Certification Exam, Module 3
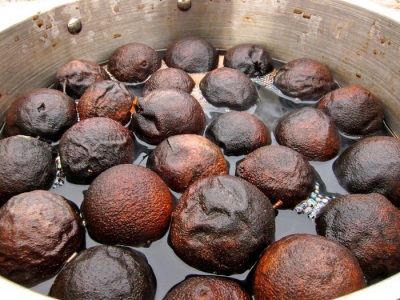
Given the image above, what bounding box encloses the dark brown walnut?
[77,80,133,125]
[147,134,228,193]
[223,44,274,77]
[315,193,400,282]
[142,67,195,96]
[81,164,173,247]
[49,245,156,300]
[164,36,218,73]
[0,190,84,286]
[164,275,251,300]
[333,136,400,207]
[0,136,56,206]
[253,234,366,300]
[274,107,341,161]
[236,145,315,209]
[4,88,77,141]
[108,43,161,83]
[273,58,336,101]
[206,111,271,156]
[200,67,258,110]
[59,117,134,184]
[170,175,275,275]
[131,89,206,145]
[55,59,110,99]
[317,84,384,136]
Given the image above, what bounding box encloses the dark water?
[0,59,393,299]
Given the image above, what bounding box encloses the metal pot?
[0,0,399,299]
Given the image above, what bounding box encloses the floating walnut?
[55,59,110,98]
[50,245,156,300]
[4,88,77,141]
[170,175,275,275]
[165,36,218,73]
[253,234,366,300]
[274,58,336,101]
[0,190,84,285]
[317,84,384,136]
[223,43,274,77]
[81,164,173,247]
[108,43,161,83]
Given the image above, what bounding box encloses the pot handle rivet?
[67,18,82,35]
[177,0,192,11]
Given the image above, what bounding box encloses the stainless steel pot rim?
[0,1,399,299]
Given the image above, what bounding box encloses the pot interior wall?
[0,0,399,136]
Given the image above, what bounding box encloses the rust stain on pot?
[303,13,311,19]
[243,16,256,23]
[37,20,44,28]
[138,4,145,9]
[356,72,362,78]
[114,5,119,12]
[32,14,39,21]
[294,8,303,14]
[113,34,122,38]
[46,22,52,30]
[14,36,19,42]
